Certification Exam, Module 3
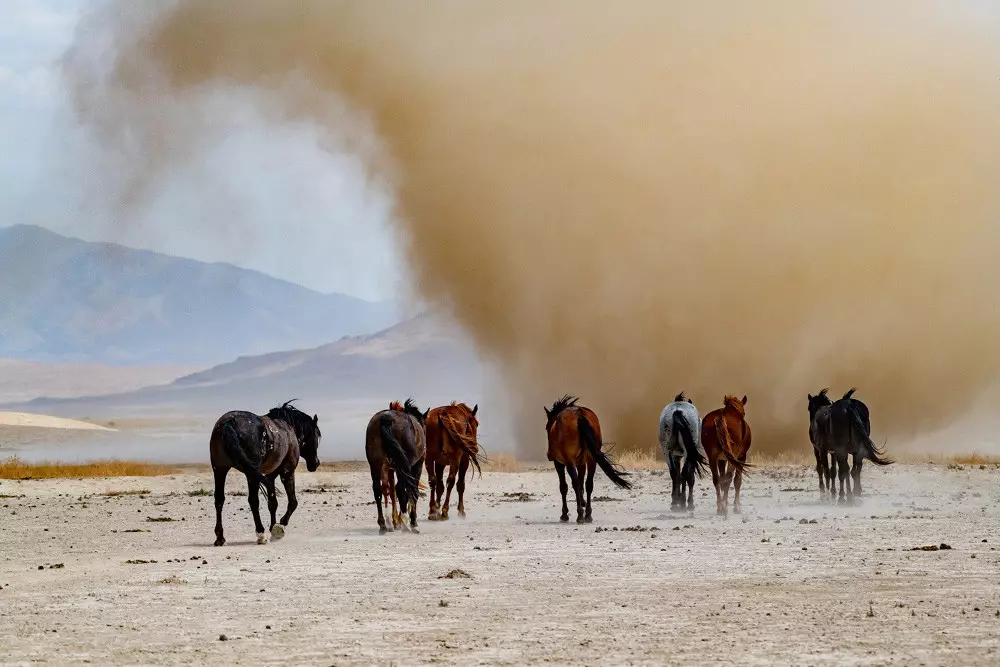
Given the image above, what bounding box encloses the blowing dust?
[63,2,1000,455]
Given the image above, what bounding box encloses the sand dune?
[0,412,116,431]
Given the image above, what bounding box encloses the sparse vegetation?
[0,456,178,480]
[484,453,525,473]
[187,488,213,497]
[616,450,662,471]
[157,575,187,585]
[102,489,150,497]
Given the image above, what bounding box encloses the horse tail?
[674,410,708,478]
[440,414,483,478]
[578,412,632,490]
[713,415,749,475]
[216,419,270,497]
[847,402,893,466]
[380,415,419,502]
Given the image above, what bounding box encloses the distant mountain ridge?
[0,224,398,364]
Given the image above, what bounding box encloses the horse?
[658,392,708,511]
[425,401,483,521]
[700,395,751,516]
[815,388,891,503]
[209,400,321,546]
[365,399,428,534]
[807,388,835,497]
[544,395,632,523]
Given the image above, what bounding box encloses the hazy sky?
[0,0,403,302]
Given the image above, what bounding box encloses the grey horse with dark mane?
[810,388,891,503]
[366,399,428,534]
[210,400,321,546]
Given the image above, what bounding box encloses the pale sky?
[0,0,403,302]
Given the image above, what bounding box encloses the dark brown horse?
[425,401,483,521]
[365,399,428,534]
[815,388,891,503]
[701,395,751,516]
[807,388,836,497]
[545,396,632,523]
[210,401,321,546]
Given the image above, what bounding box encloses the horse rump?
[578,412,632,490]
[713,415,751,475]
[674,409,708,478]
[215,419,270,497]
[440,413,483,477]
[846,401,893,466]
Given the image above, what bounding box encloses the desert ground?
[2,458,999,666]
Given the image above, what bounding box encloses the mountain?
[0,224,398,364]
[3,313,486,419]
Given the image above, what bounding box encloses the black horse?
[811,388,890,503]
[807,389,835,496]
[210,401,321,546]
[365,399,428,534]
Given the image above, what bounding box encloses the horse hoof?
[671,505,685,513]
[270,524,285,540]
[458,510,466,519]
[214,538,225,547]
[427,513,439,521]
[379,525,388,535]
[439,513,449,522]
[583,515,593,524]
[410,526,420,534]
[560,514,569,522]
[576,517,587,524]
[256,532,268,545]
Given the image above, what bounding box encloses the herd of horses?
[208,388,893,545]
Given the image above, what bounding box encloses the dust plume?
[63,2,1000,455]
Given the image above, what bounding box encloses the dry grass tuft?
[484,453,525,473]
[101,489,151,497]
[157,574,187,585]
[0,456,179,480]
[615,450,663,471]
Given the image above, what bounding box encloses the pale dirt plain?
[3,451,1000,666]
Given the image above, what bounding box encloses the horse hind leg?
[372,472,388,535]
[441,464,458,521]
[388,471,403,529]
[456,457,470,518]
[408,460,423,533]
[247,474,268,545]
[716,459,729,517]
[272,471,297,540]
[668,455,683,511]
[555,462,570,522]
[213,466,229,547]
[851,455,864,497]
[566,463,585,523]
[429,462,445,521]
[685,464,696,510]
[583,461,596,523]
[733,459,746,514]
[836,453,851,505]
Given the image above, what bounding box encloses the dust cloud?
[63,2,1000,455]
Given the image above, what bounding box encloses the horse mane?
[812,388,832,406]
[392,397,424,421]
[267,399,319,437]
[722,394,746,417]
[841,388,857,401]
[674,391,686,403]
[548,395,579,417]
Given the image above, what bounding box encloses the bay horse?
[700,395,751,516]
[425,401,483,521]
[815,388,891,503]
[658,392,708,511]
[545,396,632,523]
[365,399,428,534]
[209,400,321,546]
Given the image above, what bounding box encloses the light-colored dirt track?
[2,464,999,666]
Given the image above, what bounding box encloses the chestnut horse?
[210,400,321,546]
[545,396,632,523]
[425,401,483,521]
[700,395,751,516]
[365,399,427,534]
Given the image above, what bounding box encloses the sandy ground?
[1,463,999,666]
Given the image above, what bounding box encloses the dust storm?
[63,2,1000,455]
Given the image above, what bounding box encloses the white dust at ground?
[0,412,116,431]
[2,464,999,665]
